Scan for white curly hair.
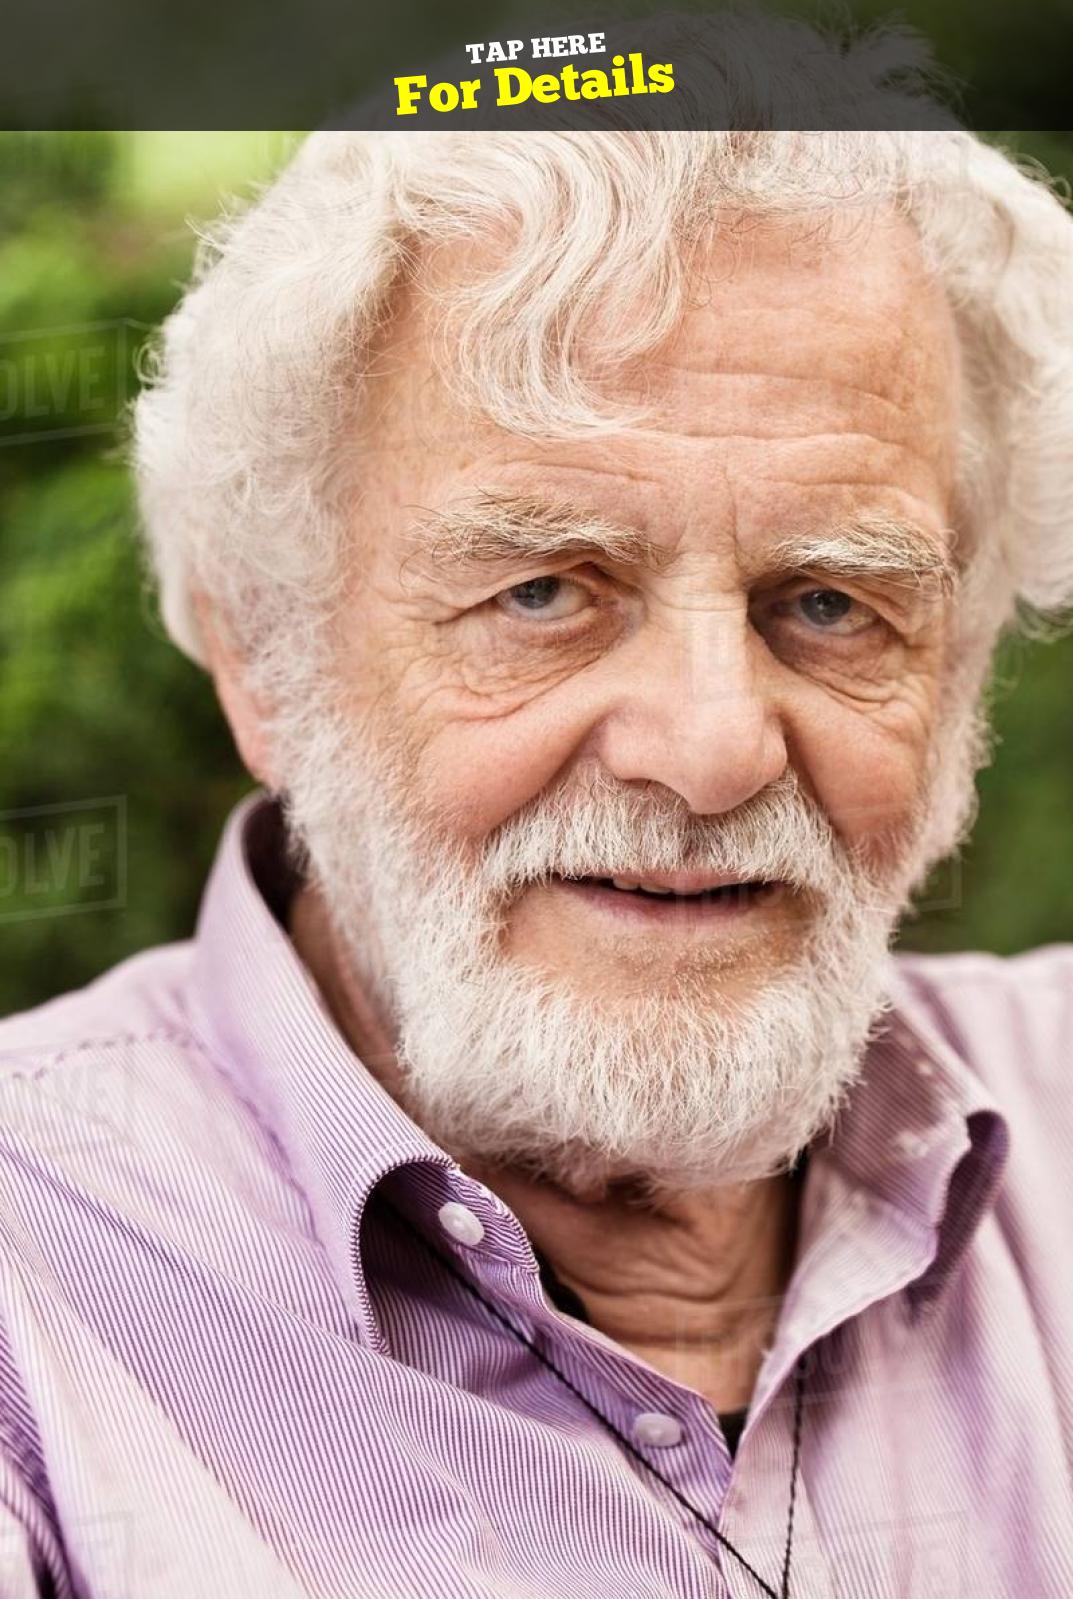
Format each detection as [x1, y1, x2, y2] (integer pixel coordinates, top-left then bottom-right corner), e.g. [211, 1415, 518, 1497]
[132, 32, 1073, 714]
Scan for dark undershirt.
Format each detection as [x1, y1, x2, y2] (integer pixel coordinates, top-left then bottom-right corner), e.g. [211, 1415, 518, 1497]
[534, 1250, 749, 1459]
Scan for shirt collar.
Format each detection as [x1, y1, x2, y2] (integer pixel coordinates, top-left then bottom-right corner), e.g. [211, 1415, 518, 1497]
[189, 793, 1010, 1350]
[849, 960, 1010, 1308]
[189, 792, 462, 1348]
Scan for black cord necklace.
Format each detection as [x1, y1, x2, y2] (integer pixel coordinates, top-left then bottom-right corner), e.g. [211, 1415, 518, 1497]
[385, 1201, 807, 1599]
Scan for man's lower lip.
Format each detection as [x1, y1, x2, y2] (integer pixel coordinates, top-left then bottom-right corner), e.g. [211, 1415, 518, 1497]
[549, 876, 784, 922]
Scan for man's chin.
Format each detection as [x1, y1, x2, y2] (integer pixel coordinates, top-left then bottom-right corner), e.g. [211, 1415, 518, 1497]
[500, 945, 805, 1012]
[432, 1111, 820, 1207]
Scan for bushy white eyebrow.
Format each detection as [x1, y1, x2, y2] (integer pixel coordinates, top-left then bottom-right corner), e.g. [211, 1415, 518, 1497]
[409, 493, 671, 572]
[767, 518, 957, 595]
[410, 495, 955, 595]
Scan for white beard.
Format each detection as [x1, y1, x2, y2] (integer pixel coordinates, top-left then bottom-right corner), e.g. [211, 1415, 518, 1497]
[278, 696, 962, 1202]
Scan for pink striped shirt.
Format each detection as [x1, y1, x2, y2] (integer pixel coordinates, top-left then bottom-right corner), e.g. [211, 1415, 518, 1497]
[0, 794, 1070, 1597]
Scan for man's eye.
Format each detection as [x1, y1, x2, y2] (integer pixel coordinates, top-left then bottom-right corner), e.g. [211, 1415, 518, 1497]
[789, 588, 876, 636]
[494, 575, 590, 621]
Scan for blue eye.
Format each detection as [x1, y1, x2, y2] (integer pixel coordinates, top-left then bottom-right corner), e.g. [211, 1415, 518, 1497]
[508, 577, 562, 610]
[799, 589, 850, 625]
[794, 589, 872, 635]
[495, 575, 591, 621]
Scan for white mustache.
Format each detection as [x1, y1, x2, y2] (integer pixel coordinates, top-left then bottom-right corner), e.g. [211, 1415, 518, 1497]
[477, 771, 846, 898]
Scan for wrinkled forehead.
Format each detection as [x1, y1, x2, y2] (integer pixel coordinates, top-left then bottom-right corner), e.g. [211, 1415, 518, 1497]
[361, 201, 961, 491]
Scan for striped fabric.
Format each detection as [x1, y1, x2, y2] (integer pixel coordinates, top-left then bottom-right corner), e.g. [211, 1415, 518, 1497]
[0, 792, 1071, 1598]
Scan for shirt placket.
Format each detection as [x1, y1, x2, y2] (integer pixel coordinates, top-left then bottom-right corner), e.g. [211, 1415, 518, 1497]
[503, 1274, 811, 1594]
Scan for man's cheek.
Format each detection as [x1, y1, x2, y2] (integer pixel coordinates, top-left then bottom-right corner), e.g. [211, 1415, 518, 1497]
[804, 725, 924, 857]
[412, 713, 586, 841]
[825, 764, 924, 874]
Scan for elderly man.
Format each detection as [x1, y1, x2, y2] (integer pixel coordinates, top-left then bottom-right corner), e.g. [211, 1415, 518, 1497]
[2, 84, 1073, 1599]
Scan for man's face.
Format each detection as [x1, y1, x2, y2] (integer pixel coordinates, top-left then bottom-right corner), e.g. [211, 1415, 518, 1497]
[274, 205, 965, 1194]
[334, 209, 958, 987]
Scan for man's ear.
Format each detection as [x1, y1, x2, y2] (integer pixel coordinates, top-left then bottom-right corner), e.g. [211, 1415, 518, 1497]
[192, 591, 278, 789]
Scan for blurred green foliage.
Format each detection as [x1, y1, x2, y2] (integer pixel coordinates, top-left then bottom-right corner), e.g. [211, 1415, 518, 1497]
[0, 129, 1070, 1018]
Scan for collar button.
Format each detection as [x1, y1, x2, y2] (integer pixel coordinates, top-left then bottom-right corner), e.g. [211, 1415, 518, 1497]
[438, 1201, 485, 1247]
[633, 1411, 684, 1448]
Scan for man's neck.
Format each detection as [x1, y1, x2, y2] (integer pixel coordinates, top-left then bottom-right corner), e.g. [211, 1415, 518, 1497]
[466, 1158, 802, 1412]
[290, 883, 804, 1413]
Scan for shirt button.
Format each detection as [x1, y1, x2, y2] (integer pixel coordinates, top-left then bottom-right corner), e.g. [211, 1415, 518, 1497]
[892, 1130, 931, 1161]
[633, 1411, 683, 1448]
[914, 1056, 935, 1078]
[438, 1201, 485, 1247]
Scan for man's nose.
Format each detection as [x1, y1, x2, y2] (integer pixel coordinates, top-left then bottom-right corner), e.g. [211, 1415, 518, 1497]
[593, 613, 788, 816]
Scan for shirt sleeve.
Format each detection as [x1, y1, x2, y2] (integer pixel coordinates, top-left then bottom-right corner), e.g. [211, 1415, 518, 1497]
[0, 1452, 69, 1599]
[0, 1312, 70, 1599]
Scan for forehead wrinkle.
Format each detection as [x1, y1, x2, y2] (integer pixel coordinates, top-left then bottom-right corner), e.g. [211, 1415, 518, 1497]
[405, 491, 675, 574]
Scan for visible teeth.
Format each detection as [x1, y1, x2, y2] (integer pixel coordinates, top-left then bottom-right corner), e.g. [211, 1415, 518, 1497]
[605, 877, 746, 897]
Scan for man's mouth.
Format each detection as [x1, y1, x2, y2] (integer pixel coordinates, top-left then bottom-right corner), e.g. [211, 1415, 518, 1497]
[549, 871, 783, 916]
